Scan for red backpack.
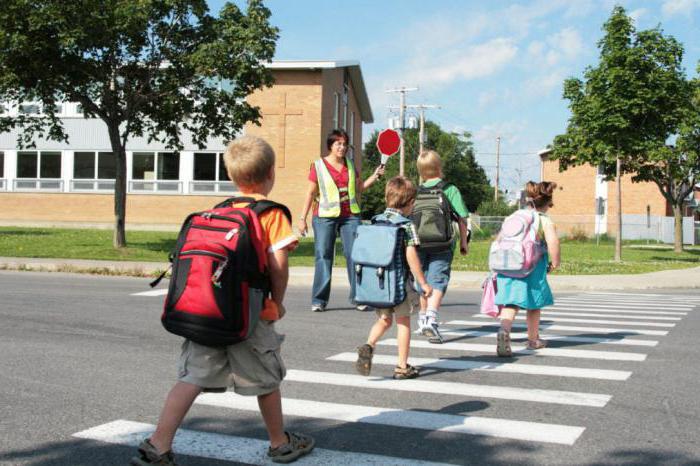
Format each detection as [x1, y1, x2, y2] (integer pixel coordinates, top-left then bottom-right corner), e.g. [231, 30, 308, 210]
[151, 197, 291, 347]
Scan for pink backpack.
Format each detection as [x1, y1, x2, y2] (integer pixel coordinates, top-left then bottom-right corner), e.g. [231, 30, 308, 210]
[488, 209, 543, 278]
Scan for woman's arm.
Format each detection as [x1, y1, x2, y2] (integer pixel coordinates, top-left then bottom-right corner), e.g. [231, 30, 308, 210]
[543, 222, 560, 271]
[359, 165, 385, 192]
[297, 180, 319, 236]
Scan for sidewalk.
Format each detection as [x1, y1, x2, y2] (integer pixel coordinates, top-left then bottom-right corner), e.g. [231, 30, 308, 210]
[1, 256, 699, 291]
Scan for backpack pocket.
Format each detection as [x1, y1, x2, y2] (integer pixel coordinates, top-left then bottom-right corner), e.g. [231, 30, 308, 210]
[170, 241, 231, 320]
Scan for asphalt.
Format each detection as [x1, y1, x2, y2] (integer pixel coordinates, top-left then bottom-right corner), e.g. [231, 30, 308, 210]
[0, 256, 698, 291]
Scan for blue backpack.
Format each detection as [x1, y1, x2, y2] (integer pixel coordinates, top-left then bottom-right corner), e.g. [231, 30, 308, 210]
[351, 213, 412, 308]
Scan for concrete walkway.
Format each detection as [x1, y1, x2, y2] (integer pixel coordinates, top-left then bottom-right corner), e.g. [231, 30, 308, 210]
[1, 256, 698, 291]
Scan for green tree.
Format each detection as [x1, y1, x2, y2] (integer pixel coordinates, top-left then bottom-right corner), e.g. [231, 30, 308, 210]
[635, 74, 700, 252]
[0, 0, 278, 247]
[360, 121, 490, 218]
[551, 6, 687, 259]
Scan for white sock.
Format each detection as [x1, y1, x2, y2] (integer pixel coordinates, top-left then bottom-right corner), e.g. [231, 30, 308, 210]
[426, 309, 439, 325]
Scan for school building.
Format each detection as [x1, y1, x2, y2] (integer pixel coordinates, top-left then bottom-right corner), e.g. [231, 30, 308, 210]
[0, 60, 373, 230]
[539, 150, 699, 244]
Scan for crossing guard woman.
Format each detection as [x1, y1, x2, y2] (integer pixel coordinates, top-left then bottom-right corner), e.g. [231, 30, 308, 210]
[298, 129, 384, 312]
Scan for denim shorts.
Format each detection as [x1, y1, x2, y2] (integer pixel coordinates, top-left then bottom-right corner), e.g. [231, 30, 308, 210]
[417, 248, 455, 294]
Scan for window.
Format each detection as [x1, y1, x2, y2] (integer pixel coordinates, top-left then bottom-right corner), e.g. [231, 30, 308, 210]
[76, 104, 83, 115]
[342, 83, 349, 130]
[19, 104, 40, 115]
[192, 152, 234, 193]
[131, 152, 181, 193]
[74, 151, 115, 179]
[15, 151, 62, 190]
[0, 151, 4, 178]
[332, 93, 339, 129]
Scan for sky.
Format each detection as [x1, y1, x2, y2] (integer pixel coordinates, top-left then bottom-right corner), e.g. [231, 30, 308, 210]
[209, 0, 700, 195]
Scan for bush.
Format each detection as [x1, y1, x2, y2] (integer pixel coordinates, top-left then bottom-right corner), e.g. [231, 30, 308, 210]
[476, 199, 517, 217]
[567, 225, 589, 241]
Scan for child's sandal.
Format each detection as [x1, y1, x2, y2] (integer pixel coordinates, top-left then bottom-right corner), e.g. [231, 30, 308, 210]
[527, 338, 547, 350]
[355, 344, 374, 376]
[393, 364, 419, 379]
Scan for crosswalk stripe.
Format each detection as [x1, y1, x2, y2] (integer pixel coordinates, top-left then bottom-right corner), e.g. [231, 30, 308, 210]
[131, 289, 167, 297]
[380, 338, 646, 361]
[438, 329, 658, 347]
[549, 307, 688, 316]
[285, 370, 611, 407]
[73, 420, 450, 466]
[526, 311, 681, 321]
[327, 352, 632, 380]
[553, 300, 693, 310]
[472, 314, 675, 328]
[447, 320, 669, 336]
[195, 392, 586, 445]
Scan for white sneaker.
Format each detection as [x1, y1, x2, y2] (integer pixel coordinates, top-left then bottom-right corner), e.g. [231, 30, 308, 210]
[424, 319, 443, 344]
[417, 315, 427, 332]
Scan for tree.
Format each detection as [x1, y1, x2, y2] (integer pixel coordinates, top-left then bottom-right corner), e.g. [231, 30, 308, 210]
[551, 6, 687, 260]
[0, 0, 278, 247]
[360, 121, 491, 219]
[634, 75, 700, 252]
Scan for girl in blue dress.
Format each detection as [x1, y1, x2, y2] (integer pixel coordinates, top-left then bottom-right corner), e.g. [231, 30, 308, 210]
[496, 181, 560, 357]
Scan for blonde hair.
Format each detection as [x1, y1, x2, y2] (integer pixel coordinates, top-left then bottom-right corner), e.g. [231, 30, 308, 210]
[385, 176, 417, 209]
[223, 136, 275, 187]
[416, 150, 443, 179]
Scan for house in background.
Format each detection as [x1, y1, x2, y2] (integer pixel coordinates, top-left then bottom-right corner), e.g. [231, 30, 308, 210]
[539, 150, 697, 244]
[0, 60, 373, 230]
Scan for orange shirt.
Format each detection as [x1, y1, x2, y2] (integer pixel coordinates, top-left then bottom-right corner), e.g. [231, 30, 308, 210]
[232, 193, 297, 320]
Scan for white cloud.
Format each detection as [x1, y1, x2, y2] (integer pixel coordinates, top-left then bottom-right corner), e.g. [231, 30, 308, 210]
[629, 8, 648, 24]
[662, 0, 700, 17]
[403, 38, 518, 87]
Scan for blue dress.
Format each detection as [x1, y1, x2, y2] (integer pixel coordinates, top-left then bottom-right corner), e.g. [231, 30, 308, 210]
[495, 252, 554, 311]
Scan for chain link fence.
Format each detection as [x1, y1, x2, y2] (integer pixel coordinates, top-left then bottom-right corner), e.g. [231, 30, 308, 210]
[471, 214, 699, 245]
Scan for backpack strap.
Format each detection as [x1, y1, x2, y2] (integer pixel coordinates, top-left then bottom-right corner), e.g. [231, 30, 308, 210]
[249, 200, 292, 224]
[213, 197, 292, 223]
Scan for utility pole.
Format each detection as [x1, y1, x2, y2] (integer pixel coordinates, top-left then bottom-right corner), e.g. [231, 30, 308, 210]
[410, 104, 440, 154]
[494, 136, 501, 202]
[386, 86, 418, 176]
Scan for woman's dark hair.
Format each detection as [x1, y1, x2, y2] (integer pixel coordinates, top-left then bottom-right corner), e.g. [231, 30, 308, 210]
[326, 129, 349, 150]
[525, 181, 557, 209]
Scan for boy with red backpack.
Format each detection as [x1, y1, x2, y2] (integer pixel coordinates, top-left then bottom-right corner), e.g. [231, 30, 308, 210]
[412, 150, 471, 344]
[131, 136, 315, 465]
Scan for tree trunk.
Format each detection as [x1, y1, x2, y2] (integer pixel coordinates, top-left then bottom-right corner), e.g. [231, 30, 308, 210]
[673, 203, 683, 254]
[107, 123, 127, 248]
[615, 157, 622, 262]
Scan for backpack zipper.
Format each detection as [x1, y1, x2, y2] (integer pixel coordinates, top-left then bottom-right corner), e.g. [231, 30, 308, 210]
[180, 249, 227, 260]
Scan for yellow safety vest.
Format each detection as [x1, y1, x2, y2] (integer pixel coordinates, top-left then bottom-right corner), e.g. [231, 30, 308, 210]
[315, 157, 361, 217]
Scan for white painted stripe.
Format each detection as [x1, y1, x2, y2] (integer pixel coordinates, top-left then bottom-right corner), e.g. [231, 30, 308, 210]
[196, 392, 586, 445]
[439, 329, 658, 347]
[447, 320, 669, 336]
[549, 307, 688, 316]
[553, 300, 693, 310]
[285, 370, 611, 407]
[578, 292, 667, 297]
[380, 338, 646, 362]
[131, 289, 167, 297]
[473, 314, 675, 328]
[73, 420, 450, 466]
[530, 311, 681, 321]
[576, 293, 700, 303]
[327, 352, 632, 380]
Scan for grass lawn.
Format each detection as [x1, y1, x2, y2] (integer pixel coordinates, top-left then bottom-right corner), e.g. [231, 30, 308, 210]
[1, 226, 699, 275]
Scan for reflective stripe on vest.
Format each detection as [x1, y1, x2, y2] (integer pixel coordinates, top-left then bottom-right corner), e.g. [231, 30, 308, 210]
[315, 158, 361, 217]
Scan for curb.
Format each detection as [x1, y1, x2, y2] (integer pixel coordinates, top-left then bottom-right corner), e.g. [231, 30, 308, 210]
[1, 257, 699, 291]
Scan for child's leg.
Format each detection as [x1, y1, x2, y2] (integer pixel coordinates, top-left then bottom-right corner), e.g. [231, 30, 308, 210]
[396, 315, 411, 368]
[258, 389, 288, 448]
[526, 309, 541, 340]
[499, 306, 518, 332]
[149, 381, 202, 454]
[367, 314, 393, 346]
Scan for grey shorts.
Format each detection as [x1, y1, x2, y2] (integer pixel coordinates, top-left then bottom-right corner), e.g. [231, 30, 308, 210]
[177, 320, 286, 396]
[375, 281, 419, 319]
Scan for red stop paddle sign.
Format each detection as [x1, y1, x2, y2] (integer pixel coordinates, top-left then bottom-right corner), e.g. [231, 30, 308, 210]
[376, 129, 401, 157]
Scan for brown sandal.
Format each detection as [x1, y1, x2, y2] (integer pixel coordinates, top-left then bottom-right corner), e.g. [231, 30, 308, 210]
[527, 338, 547, 350]
[393, 364, 420, 379]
